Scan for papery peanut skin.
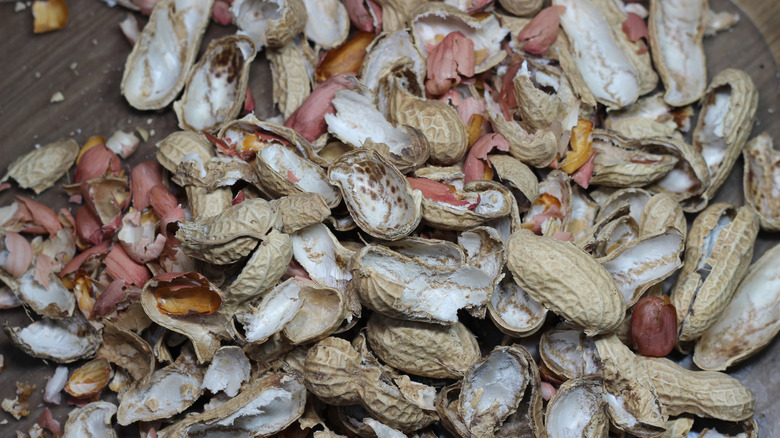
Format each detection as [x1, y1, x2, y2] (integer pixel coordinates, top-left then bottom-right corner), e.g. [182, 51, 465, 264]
[631, 296, 676, 357]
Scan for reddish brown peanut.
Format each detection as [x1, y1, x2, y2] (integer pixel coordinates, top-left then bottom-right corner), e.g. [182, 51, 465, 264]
[631, 296, 677, 357]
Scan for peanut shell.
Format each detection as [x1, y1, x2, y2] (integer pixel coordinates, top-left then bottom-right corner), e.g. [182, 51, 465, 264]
[506, 229, 626, 335]
[672, 203, 760, 343]
[121, 0, 213, 110]
[638, 356, 755, 422]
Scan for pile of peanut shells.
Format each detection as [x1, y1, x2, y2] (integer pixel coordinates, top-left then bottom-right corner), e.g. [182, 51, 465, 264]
[2, 0, 780, 437]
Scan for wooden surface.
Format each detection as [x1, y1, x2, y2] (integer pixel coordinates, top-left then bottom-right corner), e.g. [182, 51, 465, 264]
[734, 0, 780, 65]
[0, 0, 779, 436]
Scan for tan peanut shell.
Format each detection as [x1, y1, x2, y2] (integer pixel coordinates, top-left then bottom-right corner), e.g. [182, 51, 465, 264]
[598, 228, 683, 307]
[421, 180, 514, 231]
[185, 185, 233, 220]
[3, 314, 101, 363]
[639, 193, 687, 239]
[156, 130, 215, 173]
[548, 28, 598, 108]
[595, 334, 667, 436]
[121, 0, 213, 110]
[590, 130, 679, 188]
[637, 356, 755, 422]
[173, 35, 257, 132]
[366, 313, 480, 379]
[694, 243, 780, 371]
[373, 0, 418, 32]
[512, 60, 579, 136]
[604, 93, 683, 140]
[639, 136, 710, 210]
[267, 39, 313, 119]
[116, 352, 203, 425]
[488, 105, 558, 168]
[271, 192, 331, 234]
[488, 272, 548, 337]
[506, 229, 626, 335]
[672, 203, 760, 343]
[220, 114, 330, 166]
[387, 77, 468, 165]
[226, 229, 292, 311]
[539, 329, 601, 381]
[232, 0, 307, 49]
[458, 346, 533, 437]
[172, 156, 259, 192]
[743, 133, 780, 231]
[62, 402, 117, 438]
[97, 322, 155, 387]
[689, 69, 758, 208]
[175, 198, 281, 265]
[2, 138, 78, 194]
[252, 143, 342, 208]
[498, 0, 543, 17]
[304, 336, 437, 432]
[488, 153, 539, 208]
[660, 416, 694, 438]
[361, 30, 426, 94]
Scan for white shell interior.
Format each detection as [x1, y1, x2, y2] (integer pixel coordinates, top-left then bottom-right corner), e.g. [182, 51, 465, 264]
[17, 272, 75, 317]
[554, 0, 639, 108]
[123, 0, 211, 107]
[189, 375, 306, 436]
[117, 361, 202, 425]
[291, 224, 353, 292]
[202, 346, 251, 397]
[178, 38, 255, 131]
[652, 0, 707, 105]
[697, 87, 732, 174]
[489, 275, 548, 334]
[600, 230, 683, 305]
[695, 245, 780, 369]
[62, 402, 117, 438]
[361, 246, 493, 323]
[362, 31, 426, 93]
[302, 0, 349, 49]
[540, 330, 601, 379]
[232, 0, 283, 48]
[259, 144, 341, 207]
[326, 89, 412, 156]
[237, 279, 302, 343]
[12, 317, 98, 362]
[385, 238, 464, 269]
[459, 350, 527, 432]
[459, 227, 504, 281]
[364, 417, 407, 438]
[546, 380, 604, 438]
[329, 153, 420, 239]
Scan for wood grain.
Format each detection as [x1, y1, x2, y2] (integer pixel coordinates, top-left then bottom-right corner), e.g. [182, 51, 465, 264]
[733, 0, 780, 66]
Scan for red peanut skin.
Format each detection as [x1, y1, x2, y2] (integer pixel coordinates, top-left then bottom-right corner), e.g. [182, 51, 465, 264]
[631, 296, 677, 357]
